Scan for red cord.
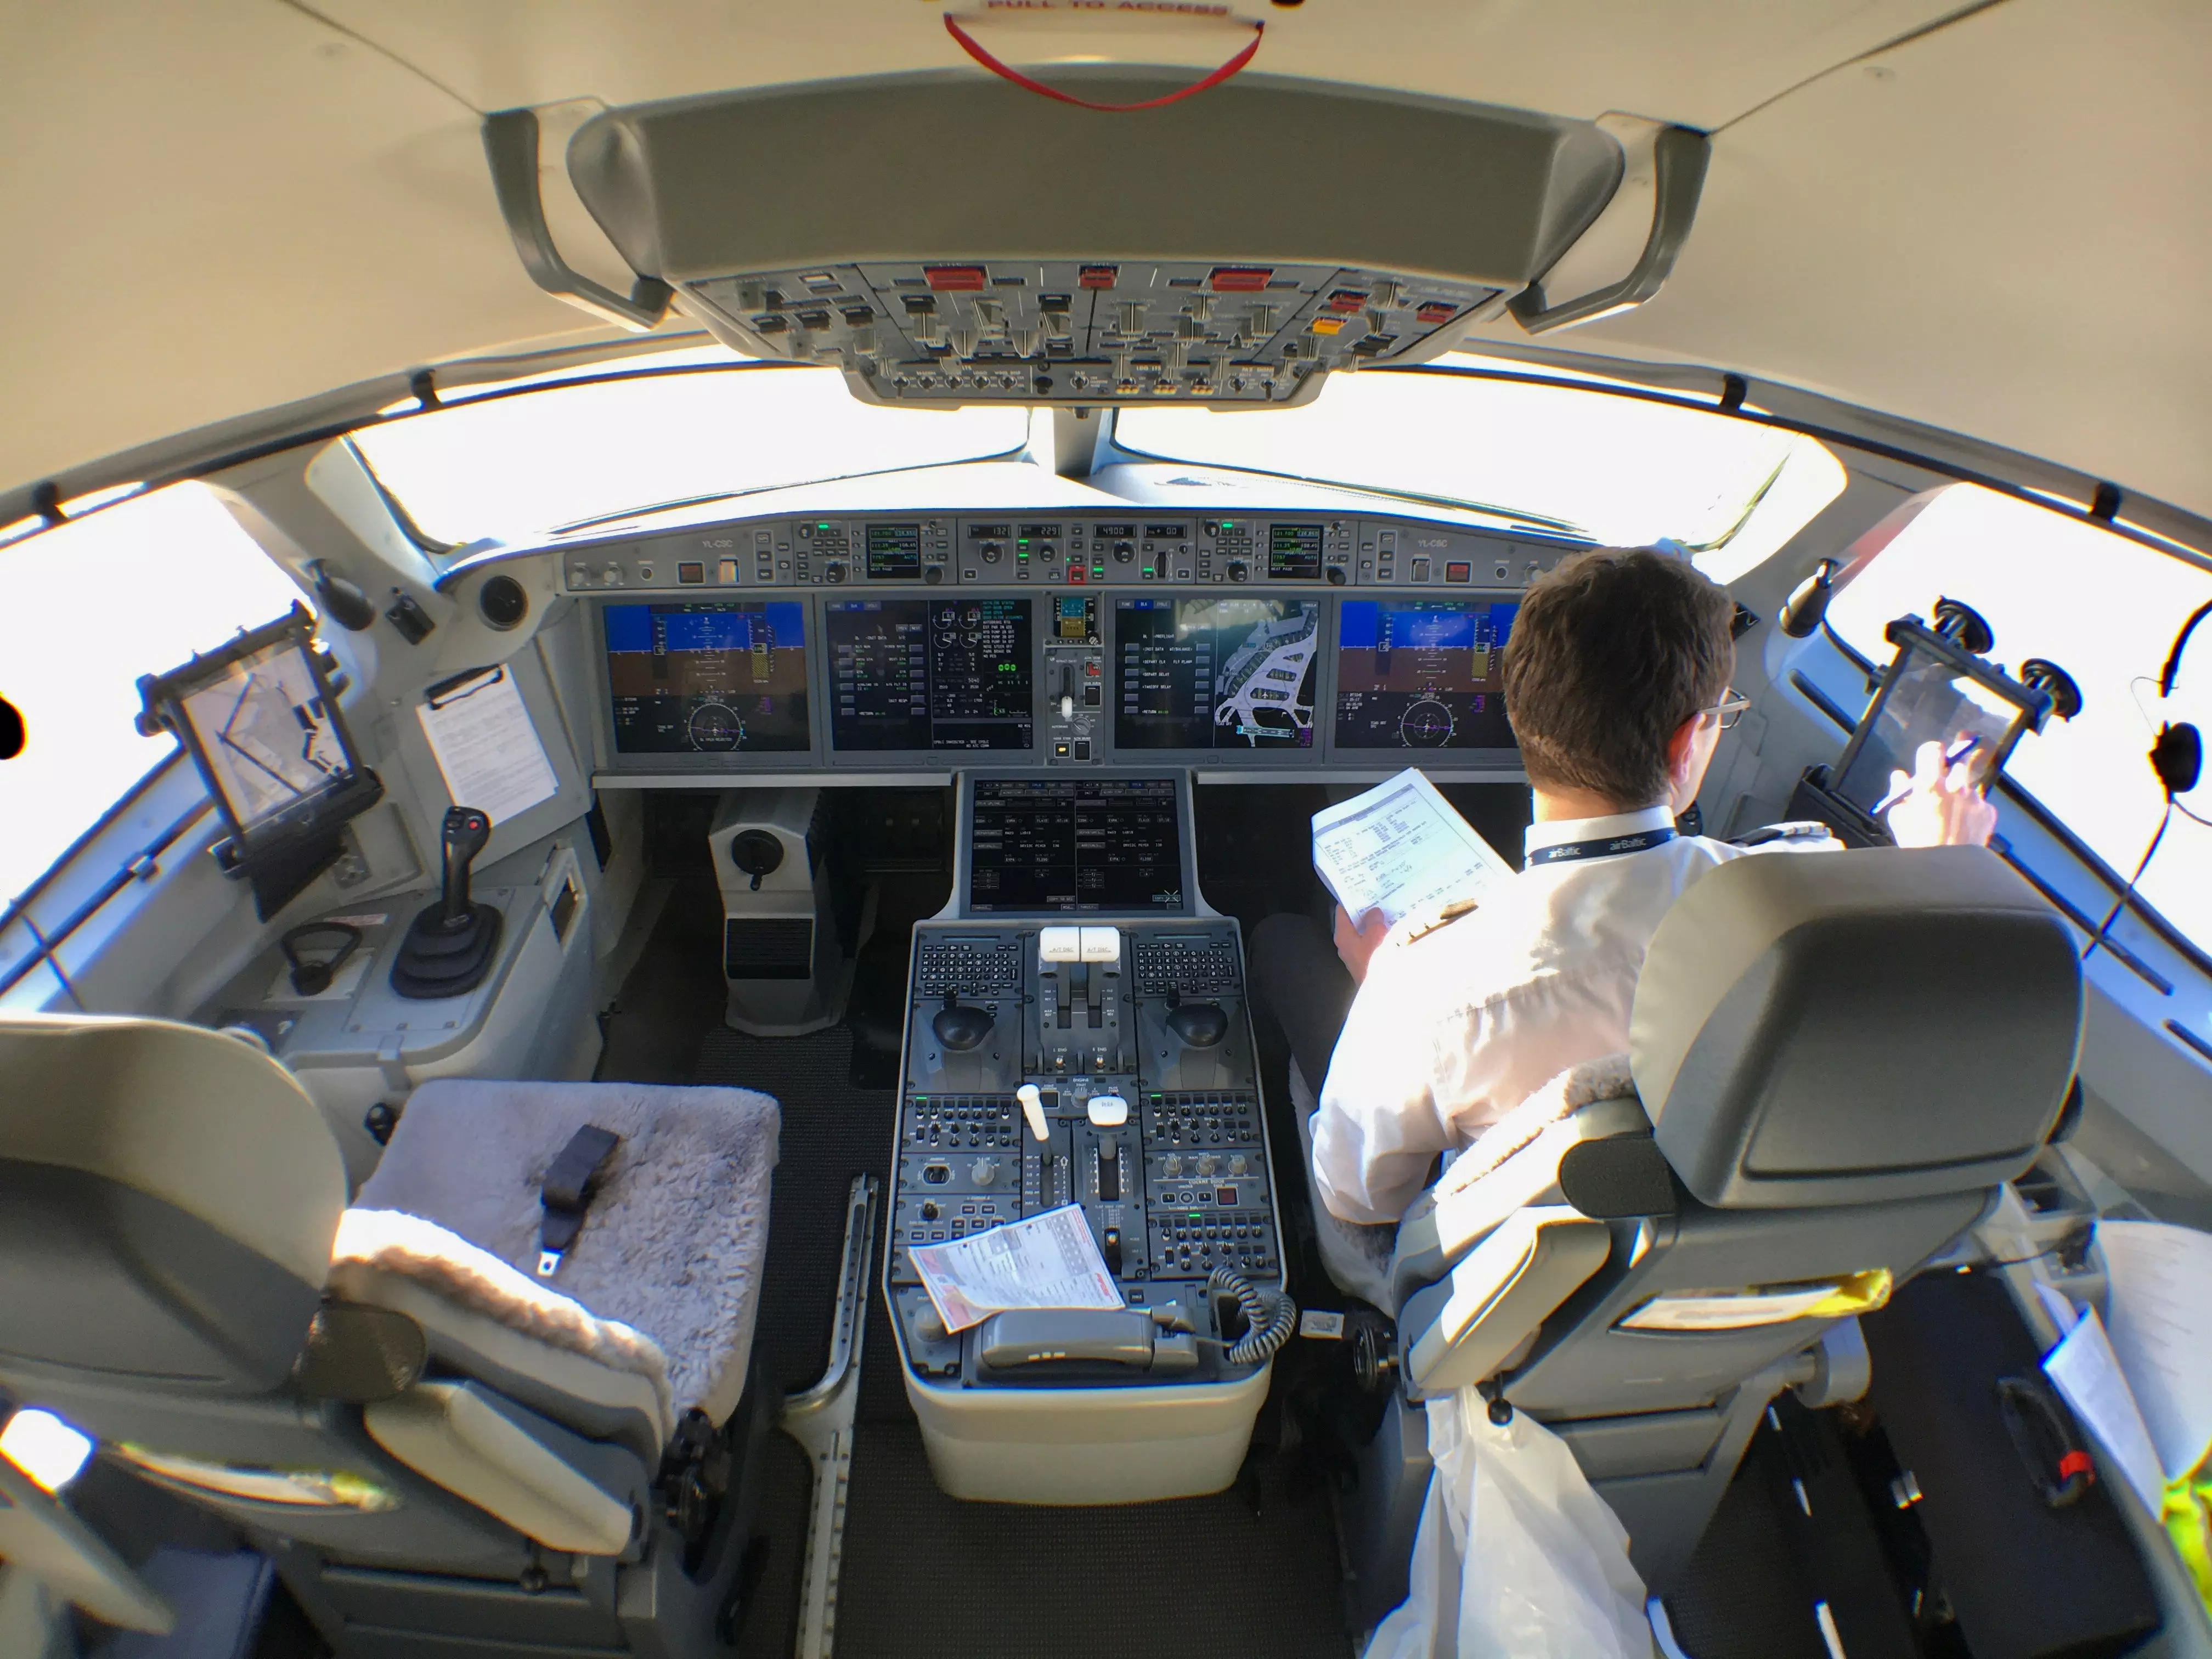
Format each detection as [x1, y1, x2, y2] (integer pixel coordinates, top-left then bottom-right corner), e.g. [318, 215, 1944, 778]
[943, 13, 1263, 111]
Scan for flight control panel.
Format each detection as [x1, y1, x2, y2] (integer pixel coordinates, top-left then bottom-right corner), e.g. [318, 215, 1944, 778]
[540, 504, 1579, 777]
[886, 776, 1283, 1390]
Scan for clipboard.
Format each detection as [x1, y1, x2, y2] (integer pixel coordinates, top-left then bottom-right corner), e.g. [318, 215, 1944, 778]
[415, 664, 559, 826]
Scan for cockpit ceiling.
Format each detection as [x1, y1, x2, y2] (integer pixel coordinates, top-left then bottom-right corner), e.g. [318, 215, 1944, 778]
[3, 0, 2208, 522]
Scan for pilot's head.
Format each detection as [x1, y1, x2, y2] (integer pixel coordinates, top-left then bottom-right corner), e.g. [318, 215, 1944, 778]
[1501, 546, 1737, 815]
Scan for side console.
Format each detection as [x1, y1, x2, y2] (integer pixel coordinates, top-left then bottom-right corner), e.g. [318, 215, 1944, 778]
[884, 915, 1288, 1503]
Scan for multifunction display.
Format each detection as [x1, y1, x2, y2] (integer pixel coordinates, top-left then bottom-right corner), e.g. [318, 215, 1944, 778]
[968, 778, 1184, 912]
[1333, 599, 1518, 749]
[1114, 598, 1319, 749]
[827, 599, 1034, 751]
[603, 602, 810, 753]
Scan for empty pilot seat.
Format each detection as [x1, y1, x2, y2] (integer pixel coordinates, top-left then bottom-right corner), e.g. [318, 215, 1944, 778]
[0, 1014, 780, 1659]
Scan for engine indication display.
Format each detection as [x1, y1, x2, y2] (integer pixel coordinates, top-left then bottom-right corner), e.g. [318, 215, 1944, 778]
[1115, 597, 1318, 750]
[605, 602, 810, 753]
[1332, 599, 1517, 749]
[827, 598, 1034, 751]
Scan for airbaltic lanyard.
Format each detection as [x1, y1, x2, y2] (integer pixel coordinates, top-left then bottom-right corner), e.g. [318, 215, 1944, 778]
[1526, 826, 1678, 867]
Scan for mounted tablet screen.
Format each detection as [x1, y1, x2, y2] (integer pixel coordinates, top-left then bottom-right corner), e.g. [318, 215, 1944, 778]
[1113, 597, 1319, 751]
[827, 598, 1035, 751]
[1333, 598, 1519, 750]
[968, 778, 1185, 912]
[605, 601, 810, 753]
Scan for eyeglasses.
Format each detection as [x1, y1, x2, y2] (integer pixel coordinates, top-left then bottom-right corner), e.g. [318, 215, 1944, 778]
[1707, 689, 1751, 731]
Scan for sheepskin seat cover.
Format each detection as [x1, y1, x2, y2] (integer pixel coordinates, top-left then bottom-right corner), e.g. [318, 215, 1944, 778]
[344, 1079, 779, 1429]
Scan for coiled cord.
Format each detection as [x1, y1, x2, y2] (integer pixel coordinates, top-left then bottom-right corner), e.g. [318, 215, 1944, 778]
[1208, 1266, 1296, 1367]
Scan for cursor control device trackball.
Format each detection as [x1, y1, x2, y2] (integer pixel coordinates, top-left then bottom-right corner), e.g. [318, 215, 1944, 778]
[1165, 992, 1229, 1049]
[390, 806, 503, 1000]
[933, 991, 992, 1052]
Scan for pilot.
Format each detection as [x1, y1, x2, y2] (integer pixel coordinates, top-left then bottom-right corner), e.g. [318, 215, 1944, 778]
[1256, 546, 1996, 1226]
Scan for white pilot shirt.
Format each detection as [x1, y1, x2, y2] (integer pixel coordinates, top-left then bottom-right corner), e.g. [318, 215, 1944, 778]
[1309, 805, 1832, 1226]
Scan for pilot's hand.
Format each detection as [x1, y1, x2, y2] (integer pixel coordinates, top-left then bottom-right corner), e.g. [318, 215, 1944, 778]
[1886, 737, 1997, 848]
[1333, 904, 1393, 986]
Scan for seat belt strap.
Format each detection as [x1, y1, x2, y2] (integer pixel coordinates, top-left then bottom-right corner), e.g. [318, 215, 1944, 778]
[538, 1125, 621, 1277]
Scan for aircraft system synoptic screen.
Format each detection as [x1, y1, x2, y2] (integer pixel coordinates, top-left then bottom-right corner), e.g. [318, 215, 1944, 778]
[968, 778, 1184, 912]
[1113, 597, 1319, 750]
[604, 601, 811, 753]
[827, 598, 1035, 751]
[1333, 598, 1519, 749]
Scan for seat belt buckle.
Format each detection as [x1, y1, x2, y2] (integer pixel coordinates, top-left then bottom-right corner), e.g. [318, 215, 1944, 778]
[538, 1124, 622, 1278]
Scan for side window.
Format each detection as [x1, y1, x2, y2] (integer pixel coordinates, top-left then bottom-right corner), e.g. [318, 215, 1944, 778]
[1826, 484, 2212, 949]
[0, 484, 308, 907]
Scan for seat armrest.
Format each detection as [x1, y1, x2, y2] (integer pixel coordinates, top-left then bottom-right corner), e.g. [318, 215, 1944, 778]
[364, 1381, 648, 1556]
[1390, 1095, 1654, 1312]
[1399, 1205, 1613, 1398]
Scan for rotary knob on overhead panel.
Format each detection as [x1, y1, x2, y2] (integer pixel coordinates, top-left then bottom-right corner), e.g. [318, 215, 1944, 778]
[1197, 1153, 1219, 1178]
[1113, 541, 1134, 564]
[1164, 1154, 1182, 1178]
[970, 1159, 997, 1186]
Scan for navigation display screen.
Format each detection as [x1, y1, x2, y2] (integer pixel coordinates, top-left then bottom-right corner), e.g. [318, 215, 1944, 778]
[605, 602, 809, 754]
[827, 599, 1034, 751]
[1114, 597, 1319, 749]
[1333, 599, 1517, 749]
[969, 778, 1184, 912]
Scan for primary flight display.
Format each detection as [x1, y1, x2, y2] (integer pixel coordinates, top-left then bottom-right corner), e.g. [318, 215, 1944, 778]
[1332, 598, 1517, 749]
[603, 601, 811, 753]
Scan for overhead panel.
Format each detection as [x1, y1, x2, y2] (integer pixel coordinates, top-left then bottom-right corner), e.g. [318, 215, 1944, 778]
[544, 75, 1637, 407]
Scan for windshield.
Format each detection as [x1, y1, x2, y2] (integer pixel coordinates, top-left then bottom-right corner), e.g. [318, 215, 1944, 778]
[348, 363, 1032, 545]
[1114, 357, 1844, 574]
[1827, 484, 2212, 952]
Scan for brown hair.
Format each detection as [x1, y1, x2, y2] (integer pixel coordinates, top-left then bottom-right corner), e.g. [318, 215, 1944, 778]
[1500, 547, 1736, 806]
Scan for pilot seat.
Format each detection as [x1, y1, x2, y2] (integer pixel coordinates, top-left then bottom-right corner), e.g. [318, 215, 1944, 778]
[0, 1014, 781, 1659]
[1317, 847, 2084, 1626]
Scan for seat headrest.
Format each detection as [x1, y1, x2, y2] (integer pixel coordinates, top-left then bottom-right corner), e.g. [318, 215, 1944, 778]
[0, 1015, 346, 1391]
[1630, 849, 2081, 1209]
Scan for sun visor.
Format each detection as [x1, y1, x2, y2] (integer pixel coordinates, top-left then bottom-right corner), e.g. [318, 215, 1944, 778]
[482, 75, 1702, 409]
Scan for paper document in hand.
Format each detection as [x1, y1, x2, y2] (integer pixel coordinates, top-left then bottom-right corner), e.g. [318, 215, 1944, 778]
[1311, 768, 1515, 930]
[2098, 1220, 2212, 1482]
[910, 1205, 1123, 1334]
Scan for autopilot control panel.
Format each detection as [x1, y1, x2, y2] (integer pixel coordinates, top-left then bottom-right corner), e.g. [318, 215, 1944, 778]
[884, 776, 1284, 1389]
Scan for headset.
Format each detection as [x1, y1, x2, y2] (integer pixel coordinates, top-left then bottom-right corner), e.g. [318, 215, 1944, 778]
[2083, 596, 2208, 964]
[2149, 597, 2209, 803]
